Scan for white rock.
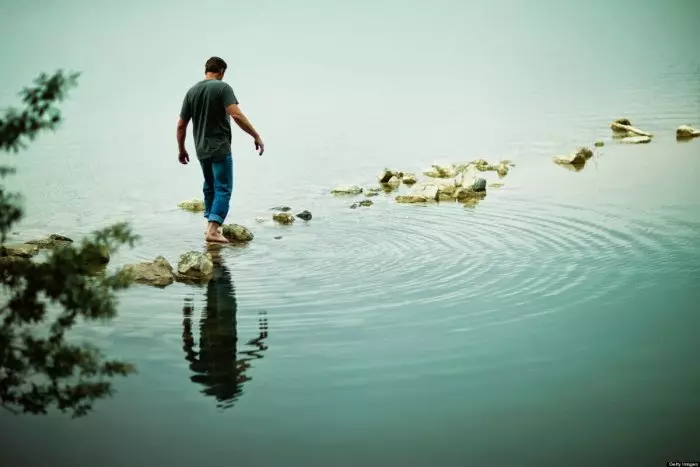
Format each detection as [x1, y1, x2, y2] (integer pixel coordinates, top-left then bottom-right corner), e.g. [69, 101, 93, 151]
[620, 136, 652, 144]
[331, 184, 363, 195]
[677, 125, 700, 138]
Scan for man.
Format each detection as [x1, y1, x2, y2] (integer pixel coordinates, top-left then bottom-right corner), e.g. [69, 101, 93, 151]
[177, 56, 264, 243]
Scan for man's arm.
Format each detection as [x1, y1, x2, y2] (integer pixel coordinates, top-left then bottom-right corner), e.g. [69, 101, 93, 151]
[227, 104, 264, 155]
[177, 118, 189, 153]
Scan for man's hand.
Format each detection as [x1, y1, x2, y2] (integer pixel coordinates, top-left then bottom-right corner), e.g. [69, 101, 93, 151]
[178, 149, 190, 165]
[254, 136, 265, 156]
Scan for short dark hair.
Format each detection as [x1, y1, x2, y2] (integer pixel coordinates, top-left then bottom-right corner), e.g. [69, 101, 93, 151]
[205, 56, 227, 74]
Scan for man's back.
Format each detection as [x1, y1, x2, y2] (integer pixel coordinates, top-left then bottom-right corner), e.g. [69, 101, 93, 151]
[181, 79, 239, 160]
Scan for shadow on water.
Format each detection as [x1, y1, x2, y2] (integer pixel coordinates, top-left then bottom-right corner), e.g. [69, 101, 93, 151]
[181, 250, 269, 409]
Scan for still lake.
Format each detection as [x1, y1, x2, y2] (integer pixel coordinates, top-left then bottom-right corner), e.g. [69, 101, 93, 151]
[1, 0, 699, 465]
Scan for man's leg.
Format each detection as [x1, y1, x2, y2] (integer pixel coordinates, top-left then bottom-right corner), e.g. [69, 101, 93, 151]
[209, 154, 233, 225]
[205, 154, 233, 243]
[200, 158, 215, 221]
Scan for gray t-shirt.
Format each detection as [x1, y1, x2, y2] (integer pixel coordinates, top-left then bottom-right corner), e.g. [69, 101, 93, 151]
[180, 79, 239, 161]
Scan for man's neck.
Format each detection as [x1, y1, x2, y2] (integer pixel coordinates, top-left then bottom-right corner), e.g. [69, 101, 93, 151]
[204, 73, 222, 81]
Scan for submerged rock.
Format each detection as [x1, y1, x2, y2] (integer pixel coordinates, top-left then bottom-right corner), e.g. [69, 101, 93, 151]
[402, 173, 417, 185]
[423, 164, 457, 178]
[489, 182, 504, 188]
[296, 210, 312, 221]
[553, 147, 593, 166]
[331, 184, 363, 195]
[274, 236, 283, 240]
[273, 212, 295, 224]
[178, 199, 205, 212]
[123, 256, 174, 288]
[610, 120, 652, 137]
[396, 194, 428, 204]
[620, 136, 652, 144]
[26, 234, 73, 249]
[365, 187, 382, 197]
[222, 224, 254, 242]
[358, 200, 373, 207]
[594, 141, 605, 147]
[255, 217, 266, 223]
[496, 162, 509, 177]
[1, 243, 39, 259]
[270, 206, 291, 212]
[677, 125, 700, 139]
[176, 251, 214, 283]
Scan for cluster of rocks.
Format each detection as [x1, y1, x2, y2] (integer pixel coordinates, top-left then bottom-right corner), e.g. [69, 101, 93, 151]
[0, 234, 110, 267]
[267, 206, 313, 225]
[122, 251, 216, 288]
[609, 119, 699, 143]
[178, 200, 312, 228]
[330, 159, 513, 209]
[553, 147, 594, 169]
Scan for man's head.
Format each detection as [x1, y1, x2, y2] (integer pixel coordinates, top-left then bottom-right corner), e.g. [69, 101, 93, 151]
[205, 56, 227, 80]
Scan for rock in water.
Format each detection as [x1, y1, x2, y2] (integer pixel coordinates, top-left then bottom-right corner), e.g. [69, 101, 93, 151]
[396, 195, 428, 203]
[594, 141, 605, 147]
[553, 147, 593, 166]
[222, 224, 254, 242]
[273, 212, 295, 224]
[677, 125, 700, 138]
[489, 182, 504, 188]
[423, 164, 456, 178]
[123, 256, 175, 287]
[620, 136, 652, 144]
[613, 118, 632, 126]
[365, 188, 381, 197]
[496, 162, 509, 177]
[296, 210, 312, 221]
[378, 168, 395, 183]
[26, 233, 73, 249]
[402, 173, 417, 185]
[255, 217, 266, 223]
[177, 251, 214, 283]
[270, 206, 291, 212]
[358, 200, 373, 207]
[178, 199, 205, 212]
[610, 120, 652, 137]
[331, 184, 363, 195]
[387, 175, 401, 186]
[0, 243, 39, 259]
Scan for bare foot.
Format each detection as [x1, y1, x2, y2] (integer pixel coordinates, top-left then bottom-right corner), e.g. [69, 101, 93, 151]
[205, 232, 229, 243]
[205, 224, 223, 235]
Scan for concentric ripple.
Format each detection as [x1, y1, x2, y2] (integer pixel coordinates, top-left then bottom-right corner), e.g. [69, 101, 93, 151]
[223, 190, 700, 335]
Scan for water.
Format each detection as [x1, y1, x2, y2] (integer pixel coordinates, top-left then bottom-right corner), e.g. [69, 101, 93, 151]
[1, 0, 700, 465]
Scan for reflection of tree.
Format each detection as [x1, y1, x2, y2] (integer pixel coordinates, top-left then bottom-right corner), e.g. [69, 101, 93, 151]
[181, 255, 268, 409]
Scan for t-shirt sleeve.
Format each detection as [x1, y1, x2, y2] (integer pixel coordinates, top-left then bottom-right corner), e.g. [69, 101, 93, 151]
[179, 93, 191, 120]
[221, 83, 239, 108]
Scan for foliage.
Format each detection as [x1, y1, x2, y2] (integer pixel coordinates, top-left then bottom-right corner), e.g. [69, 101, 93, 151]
[0, 71, 137, 418]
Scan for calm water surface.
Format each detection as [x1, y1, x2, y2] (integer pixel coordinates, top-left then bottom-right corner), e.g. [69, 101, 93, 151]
[1, 0, 699, 466]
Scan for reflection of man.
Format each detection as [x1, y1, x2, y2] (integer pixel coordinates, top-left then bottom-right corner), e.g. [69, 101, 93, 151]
[181, 254, 268, 408]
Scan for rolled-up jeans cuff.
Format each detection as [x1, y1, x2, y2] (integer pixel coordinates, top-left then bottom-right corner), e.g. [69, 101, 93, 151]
[208, 214, 225, 225]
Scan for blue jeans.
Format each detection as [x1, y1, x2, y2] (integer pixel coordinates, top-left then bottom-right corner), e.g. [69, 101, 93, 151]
[199, 154, 233, 225]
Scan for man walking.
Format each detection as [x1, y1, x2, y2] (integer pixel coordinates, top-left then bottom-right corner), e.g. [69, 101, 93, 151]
[177, 56, 264, 243]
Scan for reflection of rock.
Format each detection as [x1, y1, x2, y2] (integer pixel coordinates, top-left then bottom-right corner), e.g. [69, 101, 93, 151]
[296, 210, 312, 221]
[177, 251, 214, 283]
[26, 234, 73, 249]
[123, 256, 175, 287]
[610, 119, 652, 137]
[178, 199, 205, 212]
[272, 212, 295, 224]
[365, 188, 381, 197]
[1, 243, 39, 259]
[677, 125, 700, 139]
[553, 147, 593, 166]
[620, 136, 651, 144]
[270, 206, 291, 212]
[331, 184, 363, 195]
[222, 224, 254, 242]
